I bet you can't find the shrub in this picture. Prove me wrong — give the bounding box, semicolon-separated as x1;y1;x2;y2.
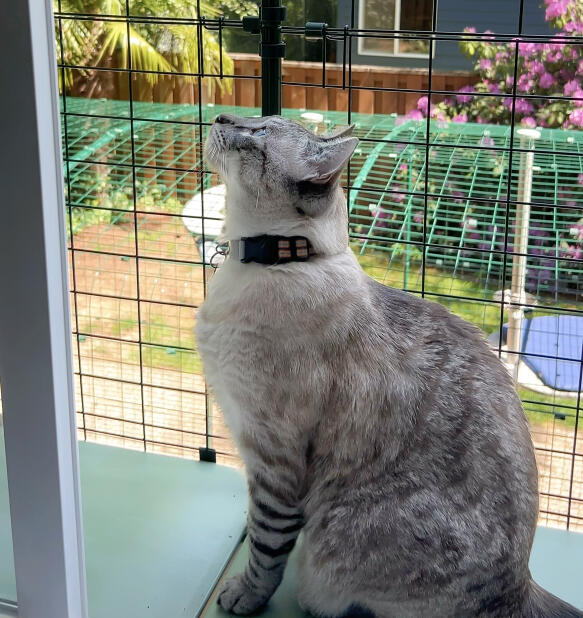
410;0;583;129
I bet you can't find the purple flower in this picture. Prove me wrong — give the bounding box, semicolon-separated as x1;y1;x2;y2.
519;42;538;58
517;74;534;93
545;0;569;20
464;26;477;34
564;21;583;34
521;116;537;128
564;79;580;96
539;72;556;89
452;113;468;123
569;108;583;127
406;109;424;121
399;163;408;172
529;60;546;75
456;86;475;104
487;81;501;94
506;76;515;88
573;90;583;107
559;68;575;82
482;136;495;147
578;173;583;186
515;98;535;114
479;59;493;71
413;211;424;223
417;96;430;115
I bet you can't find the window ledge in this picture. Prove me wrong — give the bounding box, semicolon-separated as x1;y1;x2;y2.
0;435;247;618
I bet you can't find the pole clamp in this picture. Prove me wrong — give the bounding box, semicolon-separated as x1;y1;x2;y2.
242;5;287;59
305;22;327;40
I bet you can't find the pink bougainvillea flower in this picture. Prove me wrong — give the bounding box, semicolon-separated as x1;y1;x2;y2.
452;113;468;123
564;79;581;96
559;68;575;82
545;0;569;20
568;108;583;127
573;90;583;107
528;60;545;75
456;86;475;104
464;26;477;34
417;96;430;115
521;117;537;128
479;59;493;70
517;74;534;92
539;72;556;89
406;109;424;121
515;99;535;114
519;42;538;57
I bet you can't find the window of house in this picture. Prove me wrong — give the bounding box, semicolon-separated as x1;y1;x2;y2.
358;0;433;57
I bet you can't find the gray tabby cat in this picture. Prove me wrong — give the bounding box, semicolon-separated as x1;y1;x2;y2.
196;114;582;618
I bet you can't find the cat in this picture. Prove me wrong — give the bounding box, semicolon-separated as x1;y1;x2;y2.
195;113;582;617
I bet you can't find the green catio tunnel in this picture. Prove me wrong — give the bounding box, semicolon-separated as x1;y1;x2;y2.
63;97;583;302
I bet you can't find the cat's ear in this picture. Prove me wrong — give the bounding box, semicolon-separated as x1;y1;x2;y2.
322;124;355;140
301;137;359;186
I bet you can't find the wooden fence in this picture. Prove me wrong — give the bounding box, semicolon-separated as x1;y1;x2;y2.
72;53;475;115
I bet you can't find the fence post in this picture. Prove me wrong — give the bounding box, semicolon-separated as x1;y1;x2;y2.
260;0;286;115
507;128;540;380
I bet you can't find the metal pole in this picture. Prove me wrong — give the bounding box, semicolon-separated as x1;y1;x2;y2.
260;0;285;116
507;128;540;380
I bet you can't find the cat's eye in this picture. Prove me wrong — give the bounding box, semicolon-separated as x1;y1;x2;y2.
251;128;267;137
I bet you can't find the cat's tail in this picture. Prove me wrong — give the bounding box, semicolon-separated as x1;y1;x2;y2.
522;579;583;617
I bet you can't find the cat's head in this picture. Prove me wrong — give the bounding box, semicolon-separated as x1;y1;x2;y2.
205;114;358;253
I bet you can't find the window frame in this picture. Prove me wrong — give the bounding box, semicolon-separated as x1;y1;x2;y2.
357;0;434;59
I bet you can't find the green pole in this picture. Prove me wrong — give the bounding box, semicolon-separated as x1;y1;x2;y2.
260;0;285;116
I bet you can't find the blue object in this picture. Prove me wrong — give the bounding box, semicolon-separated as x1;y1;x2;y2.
502;315;583;392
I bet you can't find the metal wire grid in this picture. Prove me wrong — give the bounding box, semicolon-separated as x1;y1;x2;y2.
53;0;583;529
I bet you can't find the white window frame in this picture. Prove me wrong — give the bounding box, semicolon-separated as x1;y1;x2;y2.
0;0;89;615
357;0;434;59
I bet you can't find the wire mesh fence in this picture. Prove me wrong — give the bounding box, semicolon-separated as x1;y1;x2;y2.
51;0;583;530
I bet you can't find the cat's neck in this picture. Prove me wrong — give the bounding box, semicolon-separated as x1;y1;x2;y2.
221;186;349;258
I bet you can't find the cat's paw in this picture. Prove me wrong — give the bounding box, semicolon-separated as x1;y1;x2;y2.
217;573;268;615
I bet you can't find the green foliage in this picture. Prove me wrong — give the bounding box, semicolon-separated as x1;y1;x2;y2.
412;0;583;129
55;0;251;91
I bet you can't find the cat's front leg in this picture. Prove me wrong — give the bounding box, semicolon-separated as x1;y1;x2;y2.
217;458;304;615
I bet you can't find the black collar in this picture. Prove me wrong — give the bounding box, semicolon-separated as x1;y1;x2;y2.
229;235;316;265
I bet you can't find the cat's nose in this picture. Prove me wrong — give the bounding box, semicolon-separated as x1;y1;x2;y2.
215;114;234;125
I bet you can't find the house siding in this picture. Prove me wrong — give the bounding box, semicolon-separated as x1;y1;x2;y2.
337;0;549;71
